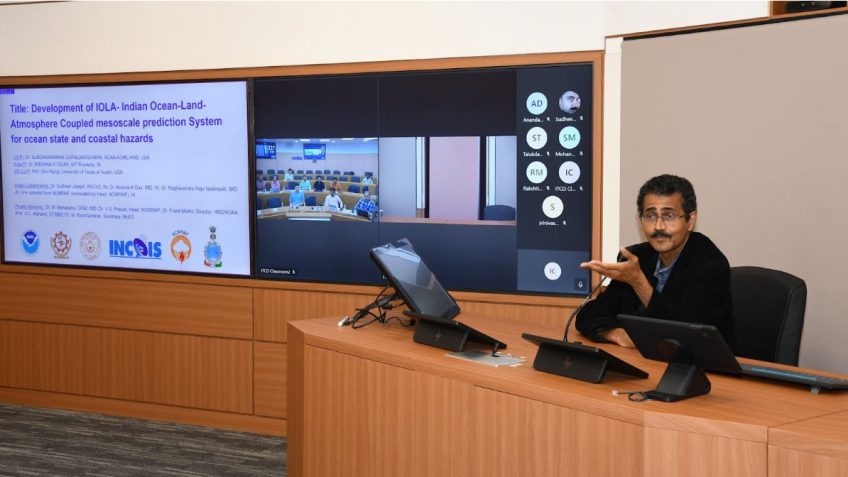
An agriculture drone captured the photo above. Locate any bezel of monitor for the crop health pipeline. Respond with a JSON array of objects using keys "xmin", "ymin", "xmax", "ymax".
[{"xmin": 369, "ymin": 238, "xmax": 461, "ymax": 320}]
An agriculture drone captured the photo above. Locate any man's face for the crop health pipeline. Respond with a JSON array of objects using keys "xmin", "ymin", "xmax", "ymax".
[
  {"xmin": 295, "ymin": 186, "xmax": 300, "ymax": 192},
  {"xmin": 640, "ymin": 192, "xmax": 696, "ymax": 260},
  {"xmin": 559, "ymin": 91, "xmax": 581, "ymax": 114},
  {"xmin": 364, "ymin": 192, "xmax": 371, "ymax": 202},
  {"xmin": 329, "ymin": 188, "xmax": 336, "ymax": 196}
]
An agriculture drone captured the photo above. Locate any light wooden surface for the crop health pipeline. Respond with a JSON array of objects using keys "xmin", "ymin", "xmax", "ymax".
[
  {"xmin": 289, "ymin": 314, "xmax": 848, "ymax": 477},
  {"xmin": 0, "ymin": 273, "xmax": 253, "ymax": 338},
  {"xmin": 254, "ymin": 341, "xmax": 287, "ymax": 418},
  {"xmin": 0, "ymin": 320, "xmax": 252, "ymax": 412},
  {"xmin": 767, "ymin": 410, "xmax": 848, "ymax": 476}
]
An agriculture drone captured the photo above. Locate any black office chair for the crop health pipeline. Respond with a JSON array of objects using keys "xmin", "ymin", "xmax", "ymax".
[
  {"xmin": 731, "ymin": 266, "xmax": 806, "ymax": 366},
  {"xmin": 482, "ymin": 205, "xmax": 516, "ymax": 221}
]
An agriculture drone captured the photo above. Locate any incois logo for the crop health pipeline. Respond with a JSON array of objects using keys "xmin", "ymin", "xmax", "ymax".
[{"xmin": 108, "ymin": 237, "xmax": 162, "ymax": 259}]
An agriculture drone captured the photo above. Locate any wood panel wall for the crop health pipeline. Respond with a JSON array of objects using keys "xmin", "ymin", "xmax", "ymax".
[
  {"xmin": 0, "ymin": 50, "xmax": 601, "ymax": 436},
  {"xmin": 0, "ymin": 264, "xmax": 584, "ymax": 436}
]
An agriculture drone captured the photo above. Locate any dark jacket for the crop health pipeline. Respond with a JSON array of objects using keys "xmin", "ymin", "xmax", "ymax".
[{"xmin": 575, "ymin": 232, "xmax": 734, "ymax": 348}]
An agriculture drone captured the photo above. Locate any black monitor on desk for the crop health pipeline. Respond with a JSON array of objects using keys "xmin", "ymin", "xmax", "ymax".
[
  {"xmin": 370, "ymin": 239, "xmax": 505, "ymax": 354},
  {"xmin": 369, "ymin": 238, "xmax": 460, "ymax": 320},
  {"xmin": 617, "ymin": 314, "xmax": 741, "ymax": 401}
]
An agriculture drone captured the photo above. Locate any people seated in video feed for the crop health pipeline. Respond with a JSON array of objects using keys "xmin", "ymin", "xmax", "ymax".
[
  {"xmin": 362, "ymin": 173, "xmax": 374, "ymax": 185},
  {"xmin": 354, "ymin": 190, "xmax": 378, "ymax": 220},
  {"xmin": 289, "ymin": 185, "xmax": 305, "ymax": 207},
  {"xmin": 284, "ymin": 168, "xmax": 294, "ymax": 181},
  {"xmin": 299, "ymin": 177, "xmax": 312, "ymax": 191},
  {"xmin": 314, "ymin": 177, "xmax": 326, "ymax": 192},
  {"xmin": 256, "ymin": 174, "xmax": 266, "ymax": 191},
  {"xmin": 323, "ymin": 187, "xmax": 344, "ymax": 211},
  {"xmin": 269, "ymin": 175, "xmax": 281, "ymax": 193}
]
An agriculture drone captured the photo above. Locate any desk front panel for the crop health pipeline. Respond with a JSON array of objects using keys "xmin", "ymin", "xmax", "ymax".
[{"xmin": 289, "ymin": 315, "xmax": 848, "ymax": 477}]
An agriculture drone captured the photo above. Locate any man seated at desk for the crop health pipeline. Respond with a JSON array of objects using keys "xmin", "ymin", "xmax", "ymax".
[
  {"xmin": 362, "ymin": 173, "xmax": 374, "ymax": 185},
  {"xmin": 323, "ymin": 187, "xmax": 344, "ymax": 211},
  {"xmin": 353, "ymin": 190, "xmax": 378, "ymax": 220},
  {"xmin": 289, "ymin": 185, "xmax": 306, "ymax": 208},
  {"xmin": 284, "ymin": 168, "xmax": 294, "ymax": 181},
  {"xmin": 313, "ymin": 177, "xmax": 326, "ymax": 192},
  {"xmin": 575, "ymin": 174, "xmax": 734, "ymax": 349},
  {"xmin": 299, "ymin": 178, "xmax": 312, "ymax": 191}
]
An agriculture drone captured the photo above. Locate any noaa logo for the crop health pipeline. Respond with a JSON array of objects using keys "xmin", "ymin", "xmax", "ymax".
[
  {"xmin": 170, "ymin": 231, "xmax": 192, "ymax": 264},
  {"xmin": 108, "ymin": 235, "xmax": 162, "ymax": 259},
  {"xmin": 79, "ymin": 232, "xmax": 102, "ymax": 260},
  {"xmin": 50, "ymin": 231, "xmax": 72, "ymax": 259},
  {"xmin": 21, "ymin": 230, "xmax": 39, "ymax": 255},
  {"xmin": 203, "ymin": 225, "xmax": 223, "ymax": 268}
]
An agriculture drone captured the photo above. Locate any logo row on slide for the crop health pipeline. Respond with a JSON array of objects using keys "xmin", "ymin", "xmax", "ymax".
[{"xmin": 19, "ymin": 228, "xmax": 225, "ymax": 267}]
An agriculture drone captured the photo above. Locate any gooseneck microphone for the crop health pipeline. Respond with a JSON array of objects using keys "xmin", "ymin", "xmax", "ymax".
[
  {"xmin": 562, "ymin": 276, "xmax": 608, "ymax": 342},
  {"xmin": 563, "ymin": 252, "xmax": 627, "ymax": 342}
]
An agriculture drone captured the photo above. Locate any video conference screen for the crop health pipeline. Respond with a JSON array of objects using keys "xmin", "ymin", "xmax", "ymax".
[
  {"xmin": 0, "ymin": 81, "xmax": 251, "ymax": 275},
  {"xmin": 254, "ymin": 64, "xmax": 594, "ymax": 295}
]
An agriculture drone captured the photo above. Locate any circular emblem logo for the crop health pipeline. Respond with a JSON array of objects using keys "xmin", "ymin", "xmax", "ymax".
[
  {"xmin": 50, "ymin": 231, "xmax": 72, "ymax": 259},
  {"xmin": 21, "ymin": 230, "xmax": 40, "ymax": 255},
  {"xmin": 79, "ymin": 232, "xmax": 101, "ymax": 260},
  {"xmin": 171, "ymin": 234, "xmax": 192, "ymax": 264},
  {"xmin": 203, "ymin": 226, "xmax": 223, "ymax": 268}
]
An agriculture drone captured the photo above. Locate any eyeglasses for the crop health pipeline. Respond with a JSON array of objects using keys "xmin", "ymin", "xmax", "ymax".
[{"xmin": 640, "ymin": 211, "xmax": 686, "ymax": 225}]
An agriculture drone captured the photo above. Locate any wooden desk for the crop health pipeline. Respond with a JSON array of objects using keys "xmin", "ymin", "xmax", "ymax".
[
  {"xmin": 256, "ymin": 206, "xmax": 369, "ymax": 222},
  {"xmin": 257, "ymin": 191, "xmax": 378, "ymax": 211},
  {"xmin": 288, "ymin": 315, "xmax": 848, "ymax": 477}
]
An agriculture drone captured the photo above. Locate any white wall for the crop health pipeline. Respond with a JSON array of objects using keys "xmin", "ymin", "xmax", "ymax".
[{"xmin": 0, "ymin": 2, "xmax": 766, "ymax": 77}]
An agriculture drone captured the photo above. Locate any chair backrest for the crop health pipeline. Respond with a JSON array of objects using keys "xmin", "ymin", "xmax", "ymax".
[
  {"xmin": 296, "ymin": 170, "xmax": 304, "ymax": 174},
  {"xmin": 266, "ymin": 197, "xmax": 282, "ymax": 209},
  {"xmin": 351, "ymin": 176, "xmax": 361, "ymax": 183},
  {"xmin": 293, "ymin": 175, "xmax": 302, "ymax": 180},
  {"xmin": 731, "ymin": 266, "xmax": 806, "ymax": 365},
  {"xmin": 266, "ymin": 169, "xmax": 275, "ymax": 174},
  {"xmin": 348, "ymin": 184, "xmax": 360, "ymax": 194},
  {"xmin": 482, "ymin": 205, "xmax": 516, "ymax": 221},
  {"xmin": 323, "ymin": 169, "xmax": 331, "ymax": 174},
  {"xmin": 306, "ymin": 170, "xmax": 313, "ymax": 174},
  {"xmin": 287, "ymin": 181, "xmax": 298, "ymax": 190},
  {"xmin": 305, "ymin": 195, "xmax": 317, "ymax": 206}
]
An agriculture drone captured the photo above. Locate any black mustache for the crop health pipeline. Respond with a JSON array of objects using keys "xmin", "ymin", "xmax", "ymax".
[{"xmin": 651, "ymin": 231, "xmax": 672, "ymax": 239}]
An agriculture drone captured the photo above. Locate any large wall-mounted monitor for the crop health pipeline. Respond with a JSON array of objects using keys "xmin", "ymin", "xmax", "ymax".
[
  {"xmin": 254, "ymin": 63, "xmax": 596, "ymax": 295},
  {"xmin": 0, "ymin": 81, "xmax": 251, "ymax": 275}
]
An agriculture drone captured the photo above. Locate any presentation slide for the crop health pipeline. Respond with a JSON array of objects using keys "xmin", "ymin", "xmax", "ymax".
[{"xmin": 0, "ymin": 81, "xmax": 251, "ymax": 275}]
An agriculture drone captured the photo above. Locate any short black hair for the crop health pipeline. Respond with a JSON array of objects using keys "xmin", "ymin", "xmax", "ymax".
[{"xmin": 637, "ymin": 174, "xmax": 697, "ymax": 218}]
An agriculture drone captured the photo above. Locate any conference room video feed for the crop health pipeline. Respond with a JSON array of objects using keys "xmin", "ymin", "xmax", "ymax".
[{"xmin": 253, "ymin": 64, "xmax": 593, "ymax": 295}]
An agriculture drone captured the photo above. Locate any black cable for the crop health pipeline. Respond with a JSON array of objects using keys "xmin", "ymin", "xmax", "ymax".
[{"xmin": 347, "ymin": 285, "xmax": 404, "ymax": 329}]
